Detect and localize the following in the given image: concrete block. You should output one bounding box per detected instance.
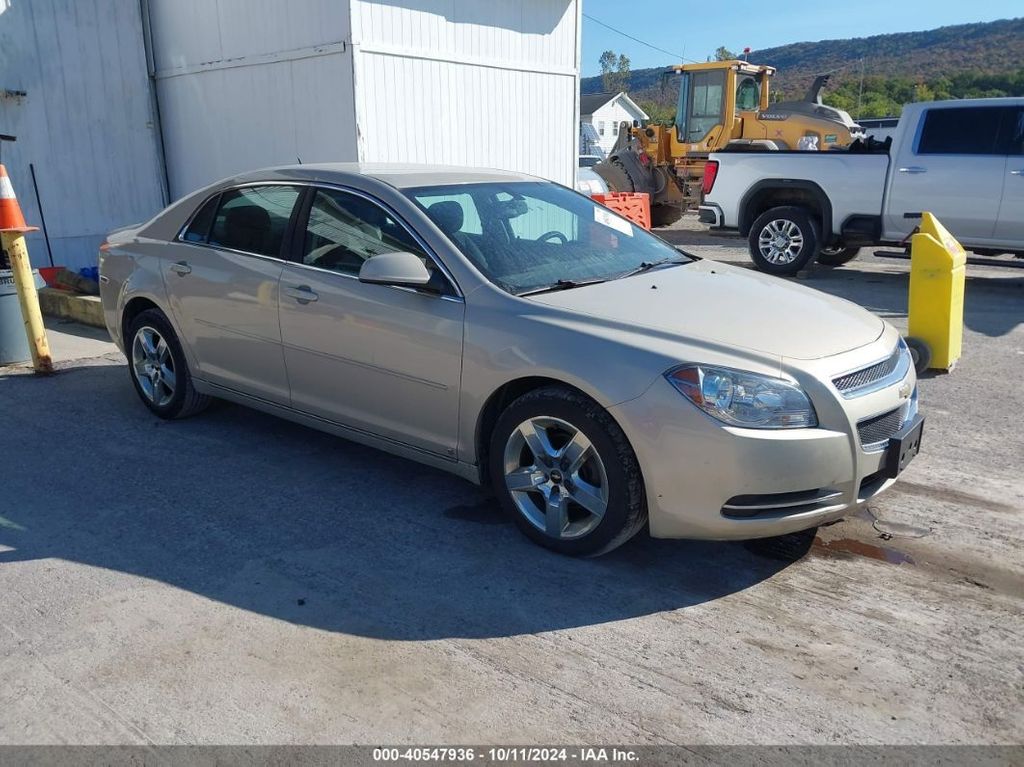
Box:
[38,287,106,329]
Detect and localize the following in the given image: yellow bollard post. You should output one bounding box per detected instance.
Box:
[907,212,966,372]
[0,164,53,374]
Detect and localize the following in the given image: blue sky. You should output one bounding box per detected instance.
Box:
[581,1,1022,76]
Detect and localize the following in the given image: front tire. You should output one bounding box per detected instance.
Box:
[488,386,647,556]
[593,157,635,193]
[748,206,820,276]
[126,308,211,419]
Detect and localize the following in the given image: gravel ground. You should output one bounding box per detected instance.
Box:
[0,216,1021,745]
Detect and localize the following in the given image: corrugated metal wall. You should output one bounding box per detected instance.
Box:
[151,0,580,196]
[0,0,166,271]
[148,0,357,199]
[351,0,580,187]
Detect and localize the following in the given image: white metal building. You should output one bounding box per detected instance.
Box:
[149,0,582,198]
[0,0,167,272]
[1,0,582,271]
[579,92,648,155]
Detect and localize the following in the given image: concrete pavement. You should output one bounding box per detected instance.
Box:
[0,221,1021,744]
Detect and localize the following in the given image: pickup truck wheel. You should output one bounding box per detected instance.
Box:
[817,245,860,266]
[748,206,820,276]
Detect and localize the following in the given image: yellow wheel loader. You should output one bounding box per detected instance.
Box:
[594,60,864,227]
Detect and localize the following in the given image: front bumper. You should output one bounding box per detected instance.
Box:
[609,334,917,540]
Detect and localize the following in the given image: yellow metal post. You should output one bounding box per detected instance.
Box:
[907,212,966,371]
[1,231,53,374]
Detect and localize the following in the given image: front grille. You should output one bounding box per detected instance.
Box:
[857,408,903,449]
[833,345,903,395]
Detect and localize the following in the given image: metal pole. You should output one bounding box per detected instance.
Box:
[28,163,54,267]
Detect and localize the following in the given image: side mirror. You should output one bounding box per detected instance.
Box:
[358,251,434,289]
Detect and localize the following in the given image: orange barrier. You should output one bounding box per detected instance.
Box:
[591,192,651,230]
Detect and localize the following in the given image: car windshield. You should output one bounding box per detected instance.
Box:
[406,181,692,295]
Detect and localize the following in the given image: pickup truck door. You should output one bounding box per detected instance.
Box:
[885,105,1011,244]
[994,106,1024,244]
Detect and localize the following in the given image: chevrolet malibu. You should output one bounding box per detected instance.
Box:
[99,164,924,556]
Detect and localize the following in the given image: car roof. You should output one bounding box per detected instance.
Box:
[227,163,542,190]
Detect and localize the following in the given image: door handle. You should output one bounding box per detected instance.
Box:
[1010,169,1024,176]
[898,166,928,174]
[285,285,318,304]
[170,261,191,276]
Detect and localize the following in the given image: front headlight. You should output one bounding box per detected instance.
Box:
[665,364,818,429]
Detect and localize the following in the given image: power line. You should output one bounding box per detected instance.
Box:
[582,12,696,64]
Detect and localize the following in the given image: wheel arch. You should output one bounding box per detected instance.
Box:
[738,180,833,242]
[121,296,163,348]
[473,376,639,488]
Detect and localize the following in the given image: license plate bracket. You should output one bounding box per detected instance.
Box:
[882,415,925,479]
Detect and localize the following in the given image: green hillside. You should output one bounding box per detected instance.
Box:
[582,17,1024,119]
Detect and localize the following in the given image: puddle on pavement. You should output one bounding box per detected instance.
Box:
[812,537,915,565]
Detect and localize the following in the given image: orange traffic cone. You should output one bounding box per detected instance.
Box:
[0,164,39,233]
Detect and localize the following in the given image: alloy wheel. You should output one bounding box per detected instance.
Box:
[758,219,805,265]
[131,326,176,408]
[502,416,609,539]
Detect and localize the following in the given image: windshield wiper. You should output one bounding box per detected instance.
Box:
[616,257,691,280]
[517,278,608,297]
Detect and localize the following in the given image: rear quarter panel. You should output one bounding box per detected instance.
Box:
[706,151,890,234]
[99,239,173,355]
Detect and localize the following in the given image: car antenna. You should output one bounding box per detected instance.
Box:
[296,156,302,165]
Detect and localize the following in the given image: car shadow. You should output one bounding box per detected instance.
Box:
[0,363,788,641]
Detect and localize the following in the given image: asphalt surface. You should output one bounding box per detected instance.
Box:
[0,220,1021,745]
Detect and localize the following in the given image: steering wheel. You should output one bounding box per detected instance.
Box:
[537,230,568,244]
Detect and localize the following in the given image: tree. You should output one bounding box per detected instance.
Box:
[599,50,631,93]
[637,99,674,125]
[711,46,737,62]
[617,54,631,92]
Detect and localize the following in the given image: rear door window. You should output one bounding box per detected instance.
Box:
[182,194,219,242]
[917,107,1009,155]
[207,186,301,257]
[1000,107,1024,155]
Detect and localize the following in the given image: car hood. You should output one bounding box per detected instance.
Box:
[527,260,884,360]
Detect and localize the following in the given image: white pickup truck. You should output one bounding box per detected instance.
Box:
[699,98,1024,275]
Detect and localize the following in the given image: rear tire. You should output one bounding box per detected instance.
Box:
[817,245,860,266]
[748,206,820,276]
[126,308,211,420]
[488,386,646,556]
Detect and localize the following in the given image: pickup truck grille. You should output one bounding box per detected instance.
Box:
[833,345,903,396]
[857,407,904,450]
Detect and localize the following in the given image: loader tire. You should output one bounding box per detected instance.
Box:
[594,158,634,193]
[651,205,685,228]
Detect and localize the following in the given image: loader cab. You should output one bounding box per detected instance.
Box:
[673,61,774,146]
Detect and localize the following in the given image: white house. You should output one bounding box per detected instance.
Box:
[0,0,582,271]
[579,92,649,155]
